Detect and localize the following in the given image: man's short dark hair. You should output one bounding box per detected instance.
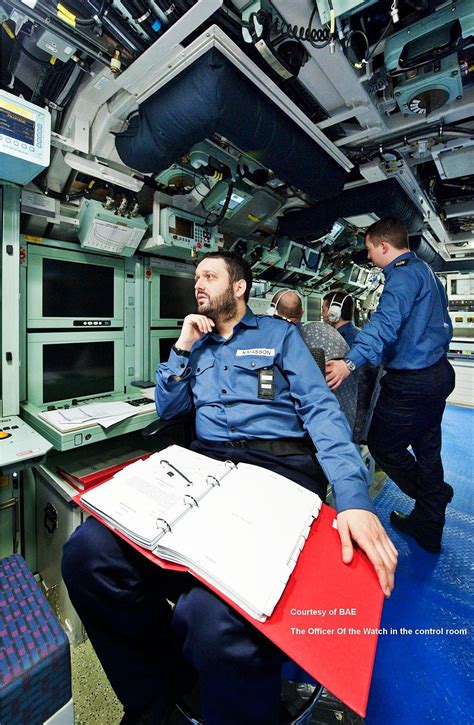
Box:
[323,290,354,321]
[365,218,409,250]
[202,251,253,303]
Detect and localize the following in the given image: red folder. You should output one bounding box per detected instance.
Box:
[57,453,152,491]
[75,489,383,717]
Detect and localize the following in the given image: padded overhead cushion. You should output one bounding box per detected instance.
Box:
[278,178,424,240]
[115,48,347,201]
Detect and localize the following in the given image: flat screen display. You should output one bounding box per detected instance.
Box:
[0,107,35,144]
[43,341,114,403]
[160,275,196,319]
[159,336,178,363]
[173,216,194,239]
[42,258,114,318]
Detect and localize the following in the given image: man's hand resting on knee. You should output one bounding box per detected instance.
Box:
[336,510,398,597]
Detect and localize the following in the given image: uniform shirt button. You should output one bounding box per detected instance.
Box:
[230,427,236,432]
[223,365,228,371]
[221,389,227,394]
[251,362,256,367]
[197,367,201,372]
[180,363,185,368]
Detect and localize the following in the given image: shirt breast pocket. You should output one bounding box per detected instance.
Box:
[233,356,276,400]
[190,357,215,400]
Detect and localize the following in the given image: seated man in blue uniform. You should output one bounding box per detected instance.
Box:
[322,290,361,347]
[326,218,455,554]
[62,251,397,725]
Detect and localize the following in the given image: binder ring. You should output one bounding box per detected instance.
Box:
[183,495,198,508]
[156,517,172,533]
[206,475,220,487]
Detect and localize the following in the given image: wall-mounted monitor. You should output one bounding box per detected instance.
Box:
[27,331,125,406]
[149,329,181,377]
[150,271,196,327]
[27,245,125,329]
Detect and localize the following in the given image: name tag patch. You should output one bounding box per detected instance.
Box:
[236,348,275,357]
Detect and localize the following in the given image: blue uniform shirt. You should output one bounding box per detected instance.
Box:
[346,252,452,370]
[156,309,374,514]
[338,321,361,348]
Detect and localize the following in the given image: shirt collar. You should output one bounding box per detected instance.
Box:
[384,251,415,276]
[208,307,258,342]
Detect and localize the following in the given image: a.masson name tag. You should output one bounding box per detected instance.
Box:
[258,367,275,400]
[236,348,275,357]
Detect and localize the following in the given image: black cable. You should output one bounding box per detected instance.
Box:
[249,8,330,49]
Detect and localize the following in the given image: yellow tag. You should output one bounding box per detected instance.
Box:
[57,4,76,26]
[24,235,44,244]
[246,213,261,223]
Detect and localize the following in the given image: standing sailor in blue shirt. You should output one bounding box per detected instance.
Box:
[62,251,396,725]
[326,218,455,554]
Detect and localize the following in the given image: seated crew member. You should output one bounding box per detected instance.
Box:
[301,319,358,434]
[62,252,397,725]
[267,289,358,433]
[267,288,303,325]
[322,291,360,347]
[326,218,455,553]
[323,290,381,443]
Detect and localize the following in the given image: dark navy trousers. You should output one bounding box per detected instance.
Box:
[367,356,455,524]
[62,445,326,724]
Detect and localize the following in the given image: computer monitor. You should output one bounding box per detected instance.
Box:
[27,245,125,329]
[27,331,125,406]
[150,271,196,327]
[149,330,181,378]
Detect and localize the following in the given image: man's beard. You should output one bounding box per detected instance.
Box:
[196,285,237,322]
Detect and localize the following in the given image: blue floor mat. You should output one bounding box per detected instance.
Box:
[366,405,473,724]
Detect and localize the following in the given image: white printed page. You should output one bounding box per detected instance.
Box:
[80,446,233,548]
[156,463,321,620]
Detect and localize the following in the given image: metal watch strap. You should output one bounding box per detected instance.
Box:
[344,358,356,373]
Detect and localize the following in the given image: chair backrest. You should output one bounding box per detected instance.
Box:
[308,347,325,375]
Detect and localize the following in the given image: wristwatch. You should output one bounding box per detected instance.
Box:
[344,358,356,373]
[172,345,191,358]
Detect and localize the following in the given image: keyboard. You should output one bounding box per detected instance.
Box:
[127,398,155,407]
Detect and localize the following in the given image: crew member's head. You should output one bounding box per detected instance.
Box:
[364,217,410,269]
[267,289,303,324]
[322,290,354,327]
[194,252,252,322]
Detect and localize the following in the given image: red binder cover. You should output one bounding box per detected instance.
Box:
[57,453,152,491]
[75,488,383,717]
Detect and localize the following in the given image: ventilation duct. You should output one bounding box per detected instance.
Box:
[278,179,424,240]
[115,48,347,201]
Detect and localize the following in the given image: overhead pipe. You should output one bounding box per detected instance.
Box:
[115,48,348,201]
[278,179,424,241]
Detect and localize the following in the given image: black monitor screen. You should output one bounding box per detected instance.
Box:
[159,336,179,363]
[160,275,196,319]
[42,259,114,318]
[43,341,114,403]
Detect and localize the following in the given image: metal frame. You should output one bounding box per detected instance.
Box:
[1,184,21,416]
